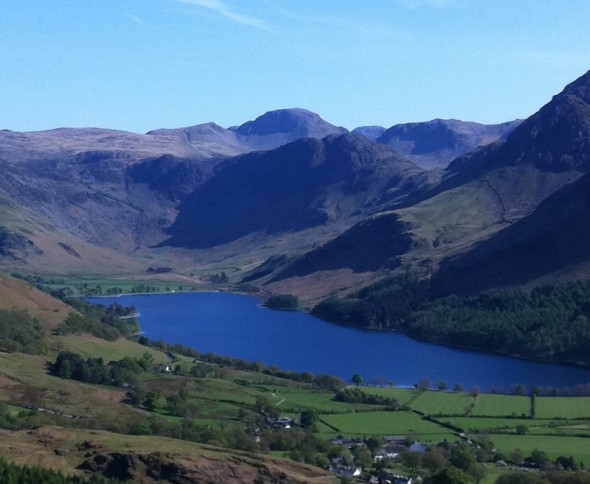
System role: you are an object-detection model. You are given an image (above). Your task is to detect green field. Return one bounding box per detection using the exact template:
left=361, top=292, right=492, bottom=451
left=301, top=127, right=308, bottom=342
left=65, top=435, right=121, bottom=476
left=25, top=274, right=209, bottom=297
left=492, top=434, right=590, bottom=466
left=535, top=396, right=590, bottom=419
left=408, top=391, right=475, bottom=415
left=320, top=410, right=458, bottom=441
left=272, top=390, right=382, bottom=414
left=57, top=333, right=168, bottom=363
left=444, top=417, right=540, bottom=432
left=355, top=387, right=420, bottom=406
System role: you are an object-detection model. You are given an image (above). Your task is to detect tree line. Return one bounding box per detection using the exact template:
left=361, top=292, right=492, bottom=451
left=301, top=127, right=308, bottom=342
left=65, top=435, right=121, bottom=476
left=0, top=309, right=44, bottom=354
left=0, top=457, right=116, bottom=484
left=312, top=277, right=590, bottom=367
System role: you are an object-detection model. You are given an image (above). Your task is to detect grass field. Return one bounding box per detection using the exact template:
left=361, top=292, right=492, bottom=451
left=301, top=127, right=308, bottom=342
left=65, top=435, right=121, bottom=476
left=491, top=433, right=590, bottom=466
left=319, top=410, right=459, bottom=441
left=53, top=333, right=167, bottom=363
left=272, top=390, right=382, bottom=414
left=354, top=386, right=420, bottom=406
left=444, top=417, right=541, bottom=432
left=535, top=396, right=590, bottom=419
left=408, top=391, right=475, bottom=415
left=37, top=275, right=208, bottom=297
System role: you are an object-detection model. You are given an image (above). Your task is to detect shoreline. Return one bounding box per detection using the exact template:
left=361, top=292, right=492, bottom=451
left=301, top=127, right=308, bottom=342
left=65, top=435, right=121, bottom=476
left=83, top=288, right=590, bottom=378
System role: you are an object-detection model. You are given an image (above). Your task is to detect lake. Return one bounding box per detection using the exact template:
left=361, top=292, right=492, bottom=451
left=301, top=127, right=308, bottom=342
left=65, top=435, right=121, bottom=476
left=86, top=291, right=590, bottom=391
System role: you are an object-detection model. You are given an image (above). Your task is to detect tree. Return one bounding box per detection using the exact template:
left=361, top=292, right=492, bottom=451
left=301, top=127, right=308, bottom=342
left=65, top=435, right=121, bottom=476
left=57, top=359, right=72, bottom=379
left=300, top=410, right=318, bottom=429
left=417, top=377, right=431, bottom=392
left=422, top=448, right=449, bottom=474
left=265, top=294, right=299, bottom=310
left=352, top=445, right=372, bottom=469
left=400, top=451, right=422, bottom=470
left=450, top=444, right=476, bottom=471
left=422, top=448, right=449, bottom=473
left=137, top=351, right=154, bottom=370
left=528, top=449, right=548, bottom=469
left=437, top=381, right=448, bottom=391
left=454, top=383, right=463, bottom=393
left=428, top=466, right=473, bottom=484
left=515, top=424, right=529, bottom=435
left=351, top=373, right=363, bottom=386
left=470, top=386, right=480, bottom=399
left=467, top=463, right=486, bottom=484
left=510, top=449, right=523, bottom=465
left=255, top=395, right=274, bottom=414
left=366, top=436, right=383, bottom=456
left=512, top=384, right=526, bottom=396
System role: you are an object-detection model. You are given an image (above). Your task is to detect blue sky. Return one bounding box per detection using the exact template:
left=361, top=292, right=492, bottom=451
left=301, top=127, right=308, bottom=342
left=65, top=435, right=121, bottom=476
left=2, top=0, right=590, bottom=133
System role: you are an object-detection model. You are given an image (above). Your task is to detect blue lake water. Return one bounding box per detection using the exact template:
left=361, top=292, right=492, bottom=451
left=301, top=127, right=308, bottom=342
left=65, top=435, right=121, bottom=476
left=86, top=291, right=590, bottom=391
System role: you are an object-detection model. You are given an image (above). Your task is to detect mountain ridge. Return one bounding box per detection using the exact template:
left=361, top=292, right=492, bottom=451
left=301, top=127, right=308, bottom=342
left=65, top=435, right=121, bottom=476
left=1, top=72, right=590, bottom=300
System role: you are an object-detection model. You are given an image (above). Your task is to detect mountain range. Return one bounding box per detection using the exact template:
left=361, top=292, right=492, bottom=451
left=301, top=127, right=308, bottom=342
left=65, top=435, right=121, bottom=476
left=1, top=70, right=590, bottom=303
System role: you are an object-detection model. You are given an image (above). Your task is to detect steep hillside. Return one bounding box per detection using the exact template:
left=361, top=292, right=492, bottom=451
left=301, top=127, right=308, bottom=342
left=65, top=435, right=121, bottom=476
left=162, top=134, right=438, bottom=250
left=431, top=172, right=590, bottom=295
left=0, top=273, right=71, bottom=329
left=271, top=70, right=590, bottom=299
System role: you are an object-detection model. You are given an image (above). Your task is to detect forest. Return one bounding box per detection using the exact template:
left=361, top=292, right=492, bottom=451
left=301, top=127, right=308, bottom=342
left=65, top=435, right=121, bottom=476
left=312, top=278, right=590, bottom=366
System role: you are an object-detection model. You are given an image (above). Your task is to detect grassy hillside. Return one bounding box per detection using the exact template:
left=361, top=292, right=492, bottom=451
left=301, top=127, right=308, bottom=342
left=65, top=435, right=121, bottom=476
left=0, top=273, right=71, bottom=330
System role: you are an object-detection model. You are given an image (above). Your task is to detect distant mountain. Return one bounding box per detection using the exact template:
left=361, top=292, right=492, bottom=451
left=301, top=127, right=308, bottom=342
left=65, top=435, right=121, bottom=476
left=147, top=109, right=349, bottom=155
left=145, top=122, right=246, bottom=158
left=351, top=125, right=386, bottom=140
left=230, top=108, right=348, bottom=151
left=375, top=119, right=521, bottom=169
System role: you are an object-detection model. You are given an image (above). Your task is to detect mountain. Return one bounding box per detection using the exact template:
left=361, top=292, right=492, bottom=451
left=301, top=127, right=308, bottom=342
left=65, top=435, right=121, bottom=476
left=266, top=70, right=590, bottom=299
left=162, top=134, right=437, bottom=250
left=230, top=108, right=348, bottom=150
left=0, top=109, right=355, bottom=275
left=375, top=119, right=521, bottom=169
left=2, top=72, right=590, bottom=300
left=147, top=108, right=349, bottom=155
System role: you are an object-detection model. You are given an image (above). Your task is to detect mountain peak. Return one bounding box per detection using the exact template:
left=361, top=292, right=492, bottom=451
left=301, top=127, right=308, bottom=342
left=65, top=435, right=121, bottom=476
left=557, top=69, right=590, bottom=102
left=232, top=108, right=348, bottom=137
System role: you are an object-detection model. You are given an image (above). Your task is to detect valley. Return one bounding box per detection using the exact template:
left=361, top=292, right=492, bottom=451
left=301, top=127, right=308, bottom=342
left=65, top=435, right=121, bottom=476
left=3, top=69, right=590, bottom=482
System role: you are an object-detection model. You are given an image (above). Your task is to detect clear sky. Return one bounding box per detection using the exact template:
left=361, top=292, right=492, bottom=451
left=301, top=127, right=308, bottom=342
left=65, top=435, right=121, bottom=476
left=2, top=0, right=590, bottom=133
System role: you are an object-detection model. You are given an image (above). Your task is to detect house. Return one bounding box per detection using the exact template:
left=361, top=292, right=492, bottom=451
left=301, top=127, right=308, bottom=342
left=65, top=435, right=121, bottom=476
left=329, top=457, right=362, bottom=478
left=409, top=441, right=427, bottom=453
left=384, top=436, right=406, bottom=445
left=380, top=472, right=415, bottom=484
left=330, top=437, right=365, bottom=449
left=266, top=416, right=293, bottom=430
